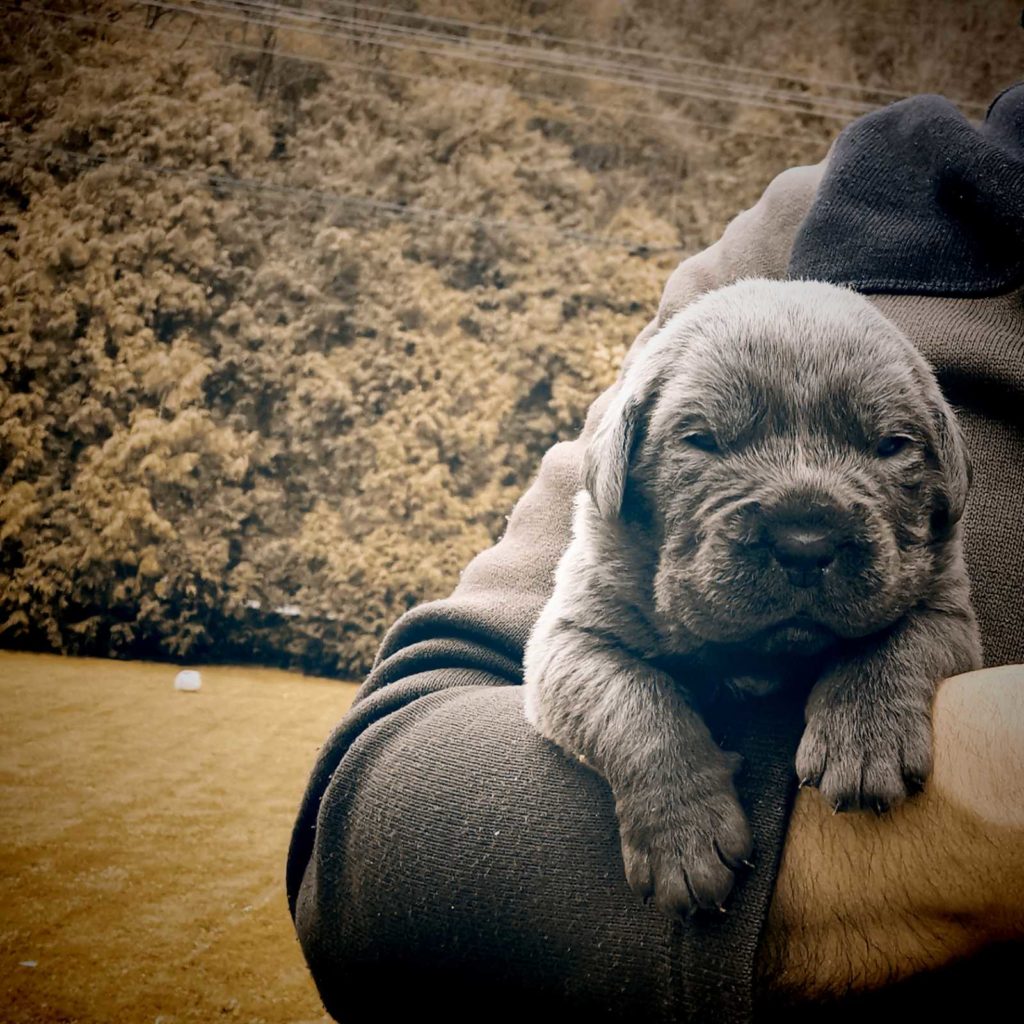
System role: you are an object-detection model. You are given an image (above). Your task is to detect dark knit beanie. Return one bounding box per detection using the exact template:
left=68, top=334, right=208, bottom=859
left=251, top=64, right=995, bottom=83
left=790, top=83, right=1024, bottom=295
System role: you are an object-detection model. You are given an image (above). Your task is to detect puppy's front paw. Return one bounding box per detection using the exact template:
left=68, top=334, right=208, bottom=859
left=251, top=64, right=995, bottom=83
left=796, top=699, right=932, bottom=813
left=617, top=785, right=752, bottom=916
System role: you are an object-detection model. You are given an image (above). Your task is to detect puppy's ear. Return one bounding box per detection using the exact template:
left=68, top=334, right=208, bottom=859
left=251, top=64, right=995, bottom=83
left=583, top=356, right=665, bottom=519
left=929, top=395, right=972, bottom=538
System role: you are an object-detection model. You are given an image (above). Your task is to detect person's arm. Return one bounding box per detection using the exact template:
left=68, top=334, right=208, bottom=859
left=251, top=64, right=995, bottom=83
left=289, top=85, right=1024, bottom=1020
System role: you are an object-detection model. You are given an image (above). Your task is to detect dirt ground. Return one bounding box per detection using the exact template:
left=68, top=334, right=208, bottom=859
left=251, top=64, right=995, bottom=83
left=0, top=650, right=358, bottom=1024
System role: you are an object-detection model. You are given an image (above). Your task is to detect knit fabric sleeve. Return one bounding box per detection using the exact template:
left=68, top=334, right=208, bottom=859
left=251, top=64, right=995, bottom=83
left=286, top=159, right=826, bottom=1021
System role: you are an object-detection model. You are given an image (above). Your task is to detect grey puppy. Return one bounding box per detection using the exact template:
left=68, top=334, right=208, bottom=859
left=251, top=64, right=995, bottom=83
left=523, top=279, right=982, bottom=916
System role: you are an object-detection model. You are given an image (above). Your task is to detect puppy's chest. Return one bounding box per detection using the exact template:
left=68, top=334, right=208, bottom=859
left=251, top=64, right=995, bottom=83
left=651, top=645, right=825, bottom=707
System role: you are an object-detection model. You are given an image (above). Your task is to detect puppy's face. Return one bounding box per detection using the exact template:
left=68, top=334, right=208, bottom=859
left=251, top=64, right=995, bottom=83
left=585, top=280, right=970, bottom=655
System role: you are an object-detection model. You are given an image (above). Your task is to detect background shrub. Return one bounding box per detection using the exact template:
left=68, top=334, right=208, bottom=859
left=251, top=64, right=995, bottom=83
left=0, top=0, right=1015, bottom=677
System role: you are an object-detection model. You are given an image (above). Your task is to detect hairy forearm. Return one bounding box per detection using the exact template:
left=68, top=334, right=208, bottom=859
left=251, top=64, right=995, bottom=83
left=760, top=665, right=1024, bottom=1001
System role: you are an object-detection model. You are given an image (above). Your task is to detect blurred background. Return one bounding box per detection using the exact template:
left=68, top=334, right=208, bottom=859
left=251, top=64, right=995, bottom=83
left=2, top=0, right=1018, bottom=680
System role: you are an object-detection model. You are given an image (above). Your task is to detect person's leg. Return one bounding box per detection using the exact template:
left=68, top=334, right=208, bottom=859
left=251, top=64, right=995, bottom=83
left=759, top=665, right=1024, bottom=1004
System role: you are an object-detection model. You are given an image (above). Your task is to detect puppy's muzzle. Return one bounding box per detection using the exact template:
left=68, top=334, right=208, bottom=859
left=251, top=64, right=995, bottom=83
left=740, top=497, right=863, bottom=590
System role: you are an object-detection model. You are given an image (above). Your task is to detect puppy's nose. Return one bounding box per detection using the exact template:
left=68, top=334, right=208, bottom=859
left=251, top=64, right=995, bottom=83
left=767, top=522, right=838, bottom=578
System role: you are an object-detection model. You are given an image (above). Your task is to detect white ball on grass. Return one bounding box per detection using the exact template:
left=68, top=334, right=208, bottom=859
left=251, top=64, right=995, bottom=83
left=174, top=670, right=202, bottom=692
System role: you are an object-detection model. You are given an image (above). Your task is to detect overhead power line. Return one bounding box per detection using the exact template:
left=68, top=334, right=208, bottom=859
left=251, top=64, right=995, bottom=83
left=9, top=3, right=827, bottom=145
left=257, top=0, right=983, bottom=111
left=178, top=0, right=882, bottom=120
left=128, top=0, right=878, bottom=121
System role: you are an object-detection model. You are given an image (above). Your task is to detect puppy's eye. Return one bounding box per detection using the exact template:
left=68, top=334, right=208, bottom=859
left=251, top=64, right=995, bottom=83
left=683, top=431, right=720, bottom=453
left=875, top=435, right=913, bottom=457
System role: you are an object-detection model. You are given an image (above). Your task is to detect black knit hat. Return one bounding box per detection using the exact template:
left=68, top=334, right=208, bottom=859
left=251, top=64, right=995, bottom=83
left=790, top=83, right=1024, bottom=296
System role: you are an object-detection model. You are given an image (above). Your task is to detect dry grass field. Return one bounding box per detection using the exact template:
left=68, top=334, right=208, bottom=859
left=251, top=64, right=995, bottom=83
left=0, top=651, right=356, bottom=1024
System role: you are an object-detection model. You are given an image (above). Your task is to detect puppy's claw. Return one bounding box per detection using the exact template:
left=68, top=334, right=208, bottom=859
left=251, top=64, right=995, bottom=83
left=740, top=858, right=755, bottom=870
left=903, top=771, right=927, bottom=795
left=682, top=871, right=699, bottom=917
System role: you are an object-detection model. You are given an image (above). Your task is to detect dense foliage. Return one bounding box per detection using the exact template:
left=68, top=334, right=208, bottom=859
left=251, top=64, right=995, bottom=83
left=0, top=1, right=1014, bottom=677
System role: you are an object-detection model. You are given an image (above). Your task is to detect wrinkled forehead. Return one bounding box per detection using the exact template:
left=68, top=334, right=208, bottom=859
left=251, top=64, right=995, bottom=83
left=654, top=291, right=926, bottom=436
